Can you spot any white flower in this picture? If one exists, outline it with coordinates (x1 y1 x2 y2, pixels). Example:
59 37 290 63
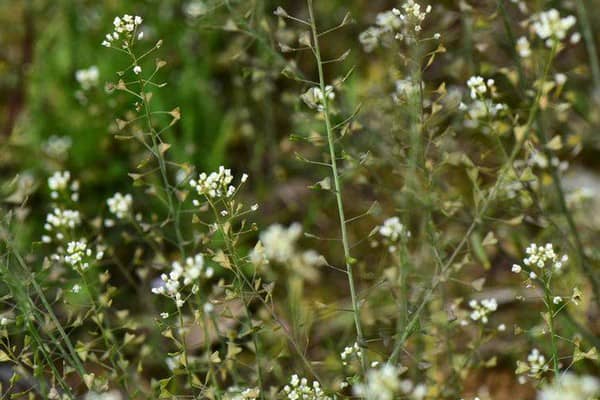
468 298 498 324
44 136 72 159
340 342 362 366
183 1 208 19
102 14 143 48
555 73 567 85
133 65 142 75
64 240 93 270
512 264 522 273
44 208 81 241
467 76 488 99
353 364 402 400
107 193 133 219
516 36 532 57
152 254 213 307
72 284 81 293
75 66 99 90
531 9 577 48
537 373 600 400
359 1 432 51
48 171 71 192
283 375 331 400
190 166 242 199
521 348 549 376
553 296 562 304
301 86 335 112
378 217 411 252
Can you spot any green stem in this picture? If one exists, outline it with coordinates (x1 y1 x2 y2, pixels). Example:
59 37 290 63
307 0 367 371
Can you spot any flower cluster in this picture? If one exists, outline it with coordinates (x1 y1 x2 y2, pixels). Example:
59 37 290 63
106 193 133 219
530 9 577 48
43 136 72 160
378 217 411 252
62 240 104 271
399 380 427 400
190 166 247 201
511 243 568 279
353 364 402 400
467 76 496 100
516 348 549 381
282 375 331 400
48 171 79 201
468 298 498 324
251 223 324 281
101 14 143 48
462 76 506 130
359 1 433 51
75 66 100 90
152 254 214 307
42 208 81 243
301 86 335 112
537 373 600 400
340 342 362 366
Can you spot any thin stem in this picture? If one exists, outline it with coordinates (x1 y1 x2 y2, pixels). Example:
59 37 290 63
307 0 367 371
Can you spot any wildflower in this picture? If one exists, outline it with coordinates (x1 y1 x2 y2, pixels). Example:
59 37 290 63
359 27 382 52
75 66 100 90
554 73 567 86
340 342 362 366
512 264 522 273
512 243 568 284
378 217 411 252
283 375 331 400
552 296 562 304
252 223 325 281
301 85 335 112
183 1 207 19
467 76 490 99
468 298 498 324
530 9 577 48
64 240 93 270
353 364 402 400
102 14 143 48
190 166 244 200
523 243 568 272
256 223 302 264
152 254 213 307
48 171 79 201
537 373 600 400
516 36 532 57
570 32 581 44
0 317 9 326
72 284 81 293
107 192 133 219
48 171 70 196
44 208 81 240
359 0 432 50
133 65 142 75
160 312 169 319
516 348 549 378
44 136 72 159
